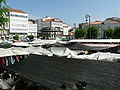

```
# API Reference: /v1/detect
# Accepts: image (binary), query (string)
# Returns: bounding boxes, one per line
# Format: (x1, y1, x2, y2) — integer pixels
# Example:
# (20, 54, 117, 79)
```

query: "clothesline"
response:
(0, 55, 29, 68)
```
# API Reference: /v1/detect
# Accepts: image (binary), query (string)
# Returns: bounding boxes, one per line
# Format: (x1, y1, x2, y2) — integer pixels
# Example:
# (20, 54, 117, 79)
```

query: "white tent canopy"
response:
(12, 42, 31, 47)
(0, 47, 29, 57)
(29, 40, 57, 46)
(0, 48, 16, 57)
(48, 47, 83, 57)
(71, 52, 120, 62)
(9, 47, 29, 55)
(22, 46, 53, 56)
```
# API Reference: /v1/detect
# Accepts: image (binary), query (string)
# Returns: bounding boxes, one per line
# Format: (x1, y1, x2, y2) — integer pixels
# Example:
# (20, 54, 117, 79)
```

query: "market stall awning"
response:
(5, 54, 120, 90)
(65, 42, 115, 51)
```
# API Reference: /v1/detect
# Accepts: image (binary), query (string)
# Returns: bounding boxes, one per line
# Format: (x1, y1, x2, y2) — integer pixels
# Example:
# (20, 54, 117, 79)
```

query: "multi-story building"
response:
(63, 23, 72, 36)
(80, 21, 104, 38)
(7, 8, 28, 38)
(1, 9, 72, 40)
(1, 8, 37, 40)
(79, 17, 120, 38)
(0, 8, 29, 39)
(28, 19, 37, 38)
(8, 8, 28, 38)
(37, 16, 71, 39)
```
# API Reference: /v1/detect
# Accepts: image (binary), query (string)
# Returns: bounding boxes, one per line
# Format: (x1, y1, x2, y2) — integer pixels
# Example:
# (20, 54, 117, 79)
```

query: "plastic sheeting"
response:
(64, 42, 112, 51)
(72, 52, 120, 62)
(22, 46, 53, 56)
(0, 48, 16, 57)
(48, 47, 71, 56)
(0, 48, 29, 57)
(12, 42, 31, 47)
(29, 40, 57, 46)
(48, 47, 82, 57)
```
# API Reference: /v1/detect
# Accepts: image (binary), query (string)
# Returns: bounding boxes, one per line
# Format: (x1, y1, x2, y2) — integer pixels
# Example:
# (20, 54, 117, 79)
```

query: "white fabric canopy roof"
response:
(29, 40, 57, 46)
(0, 47, 29, 57)
(22, 46, 53, 56)
(71, 52, 120, 62)
(0, 48, 16, 57)
(48, 47, 82, 57)
(12, 42, 31, 47)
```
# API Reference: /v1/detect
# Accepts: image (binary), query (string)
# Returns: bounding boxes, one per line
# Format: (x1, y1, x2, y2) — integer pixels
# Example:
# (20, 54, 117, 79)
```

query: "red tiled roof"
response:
(90, 21, 103, 24)
(110, 21, 120, 24)
(106, 17, 120, 20)
(112, 17, 120, 20)
(44, 19, 63, 22)
(54, 18, 59, 19)
(83, 21, 103, 25)
(7, 8, 27, 14)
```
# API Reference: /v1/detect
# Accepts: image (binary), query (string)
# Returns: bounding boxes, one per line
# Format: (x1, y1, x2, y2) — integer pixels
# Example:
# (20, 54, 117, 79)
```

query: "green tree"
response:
(28, 35, 34, 40)
(104, 28, 113, 39)
(13, 35, 19, 40)
(75, 28, 87, 39)
(113, 26, 120, 39)
(0, 0, 10, 36)
(86, 26, 99, 39)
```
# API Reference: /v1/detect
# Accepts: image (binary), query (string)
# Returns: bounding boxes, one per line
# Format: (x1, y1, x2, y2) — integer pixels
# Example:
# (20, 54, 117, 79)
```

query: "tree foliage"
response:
(13, 35, 19, 40)
(0, 0, 10, 29)
(104, 28, 113, 39)
(86, 26, 99, 39)
(28, 35, 34, 40)
(113, 26, 120, 39)
(75, 28, 87, 39)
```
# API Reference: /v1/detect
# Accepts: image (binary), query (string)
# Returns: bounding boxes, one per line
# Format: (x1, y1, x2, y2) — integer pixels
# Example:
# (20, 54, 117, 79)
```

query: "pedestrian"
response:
(1, 72, 14, 90)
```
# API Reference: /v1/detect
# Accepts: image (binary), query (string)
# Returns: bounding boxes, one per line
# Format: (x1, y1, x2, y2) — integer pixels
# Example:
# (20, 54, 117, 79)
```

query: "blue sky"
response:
(7, 0, 120, 26)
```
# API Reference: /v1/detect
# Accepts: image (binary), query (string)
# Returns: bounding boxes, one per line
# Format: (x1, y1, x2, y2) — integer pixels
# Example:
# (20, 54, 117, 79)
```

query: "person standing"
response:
(1, 72, 14, 90)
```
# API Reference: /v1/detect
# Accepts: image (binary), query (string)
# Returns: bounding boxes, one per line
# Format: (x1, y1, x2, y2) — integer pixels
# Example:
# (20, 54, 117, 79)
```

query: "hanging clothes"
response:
(7, 57, 12, 66)
(5, 57, 9, 66)
(25, 55, 29, 59)
(15, 56, 19, 62)
(10, 56, 15, 65)
(1, 57, 5, 66)
(0, 58, 2, 68)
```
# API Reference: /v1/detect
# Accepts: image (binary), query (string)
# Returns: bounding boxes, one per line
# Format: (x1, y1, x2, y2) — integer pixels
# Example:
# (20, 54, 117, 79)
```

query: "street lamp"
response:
(85, 14, 91, 39)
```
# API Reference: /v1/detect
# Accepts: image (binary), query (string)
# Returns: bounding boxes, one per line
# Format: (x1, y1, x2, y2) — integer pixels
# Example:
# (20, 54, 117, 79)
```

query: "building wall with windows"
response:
(37, 17, 64, 39)
(79, 17, 120, 38)
(0, 8, 39, 40)
(28, 19, 37, 38)
(63, 23, 72, 36)
(8, 9, 28, 36)
(37, 16, 72, 39)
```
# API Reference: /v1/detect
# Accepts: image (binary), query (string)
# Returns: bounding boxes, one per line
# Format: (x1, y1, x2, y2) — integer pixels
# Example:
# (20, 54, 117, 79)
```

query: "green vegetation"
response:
(103, 27, 120, 39)
(75, 26, 99, 39)
(75, 28, 87, 39)
(86, 26, 99, 39)
(113, 26, 120, 39)
(104, 28, 113, 39)
(0, 0, 10, 31)
(27, 35, 34, 40)
(13, 35, 19, 40)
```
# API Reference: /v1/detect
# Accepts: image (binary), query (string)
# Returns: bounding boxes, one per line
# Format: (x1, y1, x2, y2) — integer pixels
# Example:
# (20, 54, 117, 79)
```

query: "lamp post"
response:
(85, 14, 91, 39)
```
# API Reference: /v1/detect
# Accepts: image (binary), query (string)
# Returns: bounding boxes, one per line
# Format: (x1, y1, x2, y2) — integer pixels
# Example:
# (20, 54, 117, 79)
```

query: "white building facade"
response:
(63, 23, 72, 36)
(37, 16, 71, 39)
(79, 17, 120, 38)
(0, 8, 38, 40)
(8, 8, 28, 38)
(28, 19, 37, 38)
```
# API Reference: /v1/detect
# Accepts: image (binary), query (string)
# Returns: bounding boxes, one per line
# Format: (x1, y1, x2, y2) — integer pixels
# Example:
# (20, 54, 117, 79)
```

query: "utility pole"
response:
(73, 23, 76, 32)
